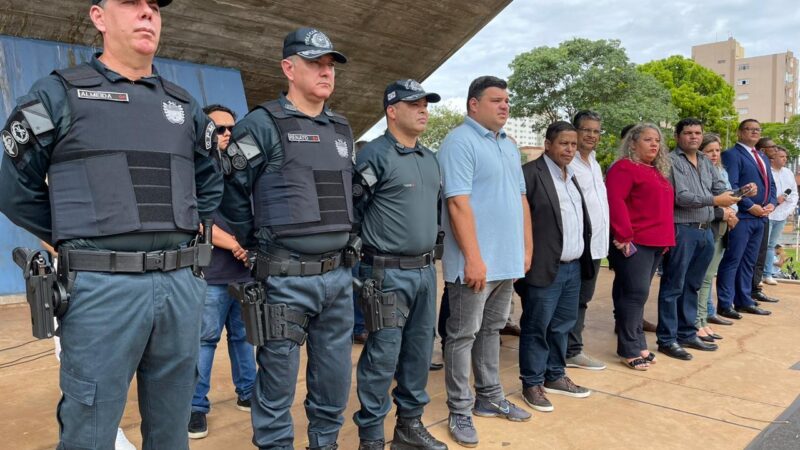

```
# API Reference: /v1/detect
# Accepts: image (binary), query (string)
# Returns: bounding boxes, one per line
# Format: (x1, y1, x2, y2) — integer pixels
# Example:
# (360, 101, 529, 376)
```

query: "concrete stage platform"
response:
(1, 269, 798, 449)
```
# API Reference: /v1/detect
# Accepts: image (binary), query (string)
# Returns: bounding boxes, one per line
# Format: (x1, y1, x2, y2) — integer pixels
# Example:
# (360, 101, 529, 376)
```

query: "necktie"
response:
(750, 149, 769, 203)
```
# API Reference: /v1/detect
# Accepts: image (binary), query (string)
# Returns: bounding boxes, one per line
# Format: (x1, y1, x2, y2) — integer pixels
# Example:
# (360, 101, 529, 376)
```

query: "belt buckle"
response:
(144, 251, 165, 271)
(321, 257, 335, 273)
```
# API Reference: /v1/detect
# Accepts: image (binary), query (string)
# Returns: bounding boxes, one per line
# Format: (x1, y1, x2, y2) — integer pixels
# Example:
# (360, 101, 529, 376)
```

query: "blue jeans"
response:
(764, 219, 786, 278)
(519, 261, 581, 388)
(352, 263, 366, 335)
(657, 225, 714, 346)
(192, 284, 256, 414)
(353, 264, 437, 441)
(57, 269, 205, 450)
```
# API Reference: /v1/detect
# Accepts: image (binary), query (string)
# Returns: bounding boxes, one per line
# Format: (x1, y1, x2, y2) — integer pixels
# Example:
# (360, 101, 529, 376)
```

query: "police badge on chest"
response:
(162, 100, 185, 125)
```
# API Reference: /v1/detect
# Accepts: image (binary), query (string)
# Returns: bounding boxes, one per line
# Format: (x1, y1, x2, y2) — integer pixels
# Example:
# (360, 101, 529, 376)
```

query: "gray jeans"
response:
(444, 280, 512, 415)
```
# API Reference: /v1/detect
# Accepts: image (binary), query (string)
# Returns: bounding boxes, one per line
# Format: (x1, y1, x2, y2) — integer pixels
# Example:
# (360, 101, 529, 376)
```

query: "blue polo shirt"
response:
(437, 116, 526, 283)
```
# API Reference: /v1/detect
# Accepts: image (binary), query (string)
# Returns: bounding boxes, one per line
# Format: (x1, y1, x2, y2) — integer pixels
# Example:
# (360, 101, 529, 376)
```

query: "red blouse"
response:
(606, 158, 675, 247)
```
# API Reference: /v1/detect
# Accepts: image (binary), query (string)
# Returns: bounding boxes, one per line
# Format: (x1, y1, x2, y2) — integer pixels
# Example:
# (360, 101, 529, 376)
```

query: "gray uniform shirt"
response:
(354, 131, 441, 255)
(669, 148, 728, 224)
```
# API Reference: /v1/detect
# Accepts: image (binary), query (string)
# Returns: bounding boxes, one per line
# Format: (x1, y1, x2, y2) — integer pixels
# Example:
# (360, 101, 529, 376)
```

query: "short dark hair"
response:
(774, 146, 788, 156)
(738, 118, 760, 131)
(203, 104, 237, 121)
(675, 118, 703, 135)
(545, 121, 576, 142)
(466, 76, 507, 111)
(620, 124, 635, 139)
(755, 137, 774, 150)
(572, 110, 601, 128)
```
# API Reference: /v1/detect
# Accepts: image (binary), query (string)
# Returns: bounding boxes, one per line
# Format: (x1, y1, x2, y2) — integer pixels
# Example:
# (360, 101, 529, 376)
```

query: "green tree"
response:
(762, 115, 800, 159)
(638, 55, 738, 139)
(507, 38, 677, 171)
(419, 105, 464, 151)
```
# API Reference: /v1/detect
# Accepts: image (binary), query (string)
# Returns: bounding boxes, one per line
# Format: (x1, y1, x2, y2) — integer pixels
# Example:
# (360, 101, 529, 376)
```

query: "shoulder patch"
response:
(204, 121, 216, 151)
(235, 133, 262, 161)
(19, 100, 55, 137)
(357, 164, 378, 188)
(2, 110, 35, 162)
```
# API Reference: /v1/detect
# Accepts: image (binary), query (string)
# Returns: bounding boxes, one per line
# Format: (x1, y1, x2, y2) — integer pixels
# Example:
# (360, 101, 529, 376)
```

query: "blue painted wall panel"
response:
(0, 35, 248, 295)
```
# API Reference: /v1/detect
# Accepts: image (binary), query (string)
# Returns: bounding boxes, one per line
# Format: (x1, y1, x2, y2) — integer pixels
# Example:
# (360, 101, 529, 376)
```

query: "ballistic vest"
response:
(48, 64, 199, 242)
(252, 100, 354, 238)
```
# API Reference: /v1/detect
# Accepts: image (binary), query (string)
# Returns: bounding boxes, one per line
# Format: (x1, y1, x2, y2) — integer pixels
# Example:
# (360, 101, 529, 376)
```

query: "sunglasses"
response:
(215, 125, 234, 135)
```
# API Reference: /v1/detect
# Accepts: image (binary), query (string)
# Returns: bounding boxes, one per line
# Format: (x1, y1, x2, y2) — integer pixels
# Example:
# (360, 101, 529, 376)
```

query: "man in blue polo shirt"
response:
(438, 76, 532, 447)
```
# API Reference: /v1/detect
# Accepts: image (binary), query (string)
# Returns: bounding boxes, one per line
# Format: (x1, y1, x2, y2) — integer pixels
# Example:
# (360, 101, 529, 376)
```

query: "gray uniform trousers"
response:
(251, 266, 353, 450)
(57, 268, 205, 450)
(353, 263, 437, 441)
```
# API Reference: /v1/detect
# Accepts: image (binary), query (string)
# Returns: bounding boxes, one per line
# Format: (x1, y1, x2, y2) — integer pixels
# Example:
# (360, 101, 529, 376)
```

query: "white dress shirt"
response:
(769, 166, 798, 221)
(569, 151, 609, 259)
(544, 155, 584, 262)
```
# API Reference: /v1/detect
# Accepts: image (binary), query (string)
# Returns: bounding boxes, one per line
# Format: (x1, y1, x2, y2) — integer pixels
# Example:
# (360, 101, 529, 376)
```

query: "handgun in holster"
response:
(433, 230, 445, 260)
(355, 259, 407, 333)
(12, 247, 69, 339)
(343, 234, 362, 268)
(193, 218, 214, 277)
(229, 281, 268, 346)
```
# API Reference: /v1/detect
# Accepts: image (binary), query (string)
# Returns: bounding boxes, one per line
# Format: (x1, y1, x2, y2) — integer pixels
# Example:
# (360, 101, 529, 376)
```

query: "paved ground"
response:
(1, 269, 798, 449)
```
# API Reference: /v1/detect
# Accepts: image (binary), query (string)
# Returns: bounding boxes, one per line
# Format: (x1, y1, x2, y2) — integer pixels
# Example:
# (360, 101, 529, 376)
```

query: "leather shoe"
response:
(429, 362, 444, 371)
(718, 308, 742, 320)
(708, 315, 733, 325)
(735, 305, 772, 315)
(752, 291, 780, 303)
(658, 342, 693, 360)
(678, 336, 718, 351)
(698, 334, 715, 343)
(500, 323, 521, 336)
(643, 319, 657, 333)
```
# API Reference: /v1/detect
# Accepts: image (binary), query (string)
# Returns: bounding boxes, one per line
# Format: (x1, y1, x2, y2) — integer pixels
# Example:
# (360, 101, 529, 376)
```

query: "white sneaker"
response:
(115, 427, 136, 450)
(763, 277, 778, 286)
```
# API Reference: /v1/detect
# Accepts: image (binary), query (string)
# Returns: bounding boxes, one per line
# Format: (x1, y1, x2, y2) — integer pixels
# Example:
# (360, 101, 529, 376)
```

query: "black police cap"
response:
(91, 0, 173, 6)
(384, 79, 441, 110)
(283, 28, 347, 64)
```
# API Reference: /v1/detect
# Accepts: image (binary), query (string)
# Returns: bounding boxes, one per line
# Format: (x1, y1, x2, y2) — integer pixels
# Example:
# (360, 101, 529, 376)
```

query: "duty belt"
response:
(361, 246, 435, 269)
(255, 247, 343, 278)
(61, 247, 200, 273)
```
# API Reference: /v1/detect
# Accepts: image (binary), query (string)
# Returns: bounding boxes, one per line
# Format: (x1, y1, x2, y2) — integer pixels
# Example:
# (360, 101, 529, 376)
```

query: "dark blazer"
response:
(520, 156, 595, 287)
(721, 143, 777, 220)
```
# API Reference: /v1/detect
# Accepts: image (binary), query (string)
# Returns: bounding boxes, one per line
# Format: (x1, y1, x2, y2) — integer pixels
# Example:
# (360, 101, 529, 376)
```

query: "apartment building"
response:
(692, 37, 798, 123)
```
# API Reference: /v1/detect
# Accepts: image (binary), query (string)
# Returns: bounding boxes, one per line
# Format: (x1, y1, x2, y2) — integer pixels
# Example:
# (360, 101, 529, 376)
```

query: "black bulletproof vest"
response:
(48, 64, 198, 242)
(253, 100, 354, 238)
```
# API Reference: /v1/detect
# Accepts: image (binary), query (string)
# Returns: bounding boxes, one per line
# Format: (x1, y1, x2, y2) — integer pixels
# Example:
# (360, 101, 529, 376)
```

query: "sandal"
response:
(643, 352, 657, 364)
(622, 357, 649, 371)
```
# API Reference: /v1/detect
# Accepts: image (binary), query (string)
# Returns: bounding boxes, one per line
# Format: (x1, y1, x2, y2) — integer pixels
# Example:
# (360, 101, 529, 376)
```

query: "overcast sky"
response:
(361, 0, 800, 139)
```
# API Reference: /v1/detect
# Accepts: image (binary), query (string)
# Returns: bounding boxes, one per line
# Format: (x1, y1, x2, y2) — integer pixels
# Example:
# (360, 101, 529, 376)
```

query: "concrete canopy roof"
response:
(1, 0, 512, 135)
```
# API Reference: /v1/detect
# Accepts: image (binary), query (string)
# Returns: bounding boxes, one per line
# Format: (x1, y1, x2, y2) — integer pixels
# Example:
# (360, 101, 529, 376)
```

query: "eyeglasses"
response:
(215, 125, 234, 135)
(578, 128, 603, 136)
(742, 127, 762, 133)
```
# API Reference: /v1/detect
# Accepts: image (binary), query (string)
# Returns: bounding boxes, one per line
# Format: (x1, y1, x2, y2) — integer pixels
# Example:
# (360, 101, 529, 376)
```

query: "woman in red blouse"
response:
(606, 123, 675, 370)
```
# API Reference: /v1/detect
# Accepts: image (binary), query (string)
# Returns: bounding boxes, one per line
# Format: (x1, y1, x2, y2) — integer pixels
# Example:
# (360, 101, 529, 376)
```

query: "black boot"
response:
(391, 416, 448, 450)
(359, 439, 385, 450)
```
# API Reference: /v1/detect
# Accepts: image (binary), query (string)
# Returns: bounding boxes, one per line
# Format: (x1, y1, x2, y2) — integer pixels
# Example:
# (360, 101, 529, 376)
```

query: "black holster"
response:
(229, 281, 310, 346)
(434, 230, 445, 261)
(12, 247, 69, 339)
(193, 218, 214, 276)
(355, 257, 407, 332)
(344, 234, 362, 268)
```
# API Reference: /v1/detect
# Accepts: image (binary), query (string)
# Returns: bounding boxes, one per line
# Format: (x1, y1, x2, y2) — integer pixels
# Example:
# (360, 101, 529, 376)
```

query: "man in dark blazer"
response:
(716, 119, 776, 319)
(515, 121, 595, 414)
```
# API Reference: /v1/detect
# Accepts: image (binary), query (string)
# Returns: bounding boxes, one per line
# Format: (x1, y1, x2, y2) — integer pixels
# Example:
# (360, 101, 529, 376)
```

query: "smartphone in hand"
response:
(623, 242, 638, 258)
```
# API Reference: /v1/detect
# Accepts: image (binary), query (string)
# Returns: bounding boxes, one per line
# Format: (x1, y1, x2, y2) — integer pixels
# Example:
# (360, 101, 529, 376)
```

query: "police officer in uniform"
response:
(353, 80, 447, 450)
(219, 28, 356, 450)
(0, 1, 222, 449)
